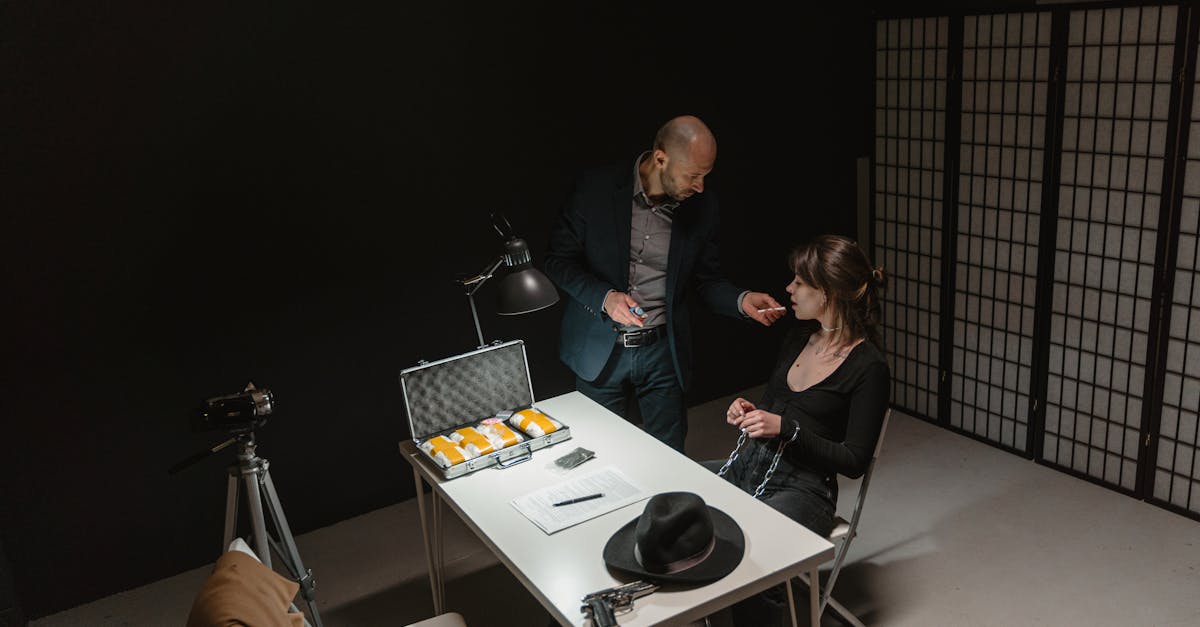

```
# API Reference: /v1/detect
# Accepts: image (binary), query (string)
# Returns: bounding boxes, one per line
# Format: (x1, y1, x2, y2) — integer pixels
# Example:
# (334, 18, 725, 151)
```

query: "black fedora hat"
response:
(603, 492, 744, 584)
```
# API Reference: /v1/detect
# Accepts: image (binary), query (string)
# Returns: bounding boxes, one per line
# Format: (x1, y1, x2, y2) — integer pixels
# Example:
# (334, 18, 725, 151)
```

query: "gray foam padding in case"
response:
(401, 342, 533, 438)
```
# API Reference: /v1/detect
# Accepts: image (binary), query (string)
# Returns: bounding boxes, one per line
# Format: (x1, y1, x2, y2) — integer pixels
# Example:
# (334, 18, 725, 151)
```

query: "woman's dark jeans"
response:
(700, 457, 836, 626)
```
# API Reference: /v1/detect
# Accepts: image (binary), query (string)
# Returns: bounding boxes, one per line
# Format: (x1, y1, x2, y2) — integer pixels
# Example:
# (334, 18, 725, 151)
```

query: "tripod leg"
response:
(224, 470, 240, 550)
(242, 467, 273, 569)
(260, 470, 323, 627)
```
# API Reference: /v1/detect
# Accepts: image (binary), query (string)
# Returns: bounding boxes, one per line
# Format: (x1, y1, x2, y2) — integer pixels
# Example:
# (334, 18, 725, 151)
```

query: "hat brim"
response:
(602, 505, 745, 584)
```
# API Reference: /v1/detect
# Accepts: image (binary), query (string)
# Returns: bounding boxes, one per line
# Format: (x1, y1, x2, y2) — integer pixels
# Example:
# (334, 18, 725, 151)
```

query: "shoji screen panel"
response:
(1155, 50, 1200, 515)
(951, 13, 1051, 452)
(1044, 6, 1177, 489)
(875, 17, 949, 420)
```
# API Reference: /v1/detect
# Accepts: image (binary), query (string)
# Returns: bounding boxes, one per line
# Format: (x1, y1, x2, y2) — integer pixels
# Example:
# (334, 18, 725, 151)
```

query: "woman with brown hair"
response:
(704, 234, 890, 625)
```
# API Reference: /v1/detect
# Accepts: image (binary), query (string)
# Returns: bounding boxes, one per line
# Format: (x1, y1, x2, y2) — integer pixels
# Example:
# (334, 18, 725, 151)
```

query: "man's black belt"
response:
(617, 326, 662, 348)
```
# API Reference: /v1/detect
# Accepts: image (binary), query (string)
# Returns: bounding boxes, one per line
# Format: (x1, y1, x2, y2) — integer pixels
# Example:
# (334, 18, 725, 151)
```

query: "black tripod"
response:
(222, 432, 323, 627)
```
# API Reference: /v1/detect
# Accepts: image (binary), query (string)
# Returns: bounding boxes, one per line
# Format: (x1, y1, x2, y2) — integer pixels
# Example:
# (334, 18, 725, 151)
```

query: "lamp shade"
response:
(496, 267, 559, 315)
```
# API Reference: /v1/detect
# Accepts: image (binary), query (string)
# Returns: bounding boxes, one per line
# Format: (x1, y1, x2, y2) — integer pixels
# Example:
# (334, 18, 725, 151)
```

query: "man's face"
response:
(656, 147, 715, 202)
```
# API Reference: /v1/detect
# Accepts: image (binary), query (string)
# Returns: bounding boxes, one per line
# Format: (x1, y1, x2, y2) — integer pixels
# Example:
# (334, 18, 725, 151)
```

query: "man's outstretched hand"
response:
(742, 292, 786, 326)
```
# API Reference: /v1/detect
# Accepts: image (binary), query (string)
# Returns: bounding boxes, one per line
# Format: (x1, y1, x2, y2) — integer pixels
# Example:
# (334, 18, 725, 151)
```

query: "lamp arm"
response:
(461, 256, 507, 297)
(460, 256, 507, 348)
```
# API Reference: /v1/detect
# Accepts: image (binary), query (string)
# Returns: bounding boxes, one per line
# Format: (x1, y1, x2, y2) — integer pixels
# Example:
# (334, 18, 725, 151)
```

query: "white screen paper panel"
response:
(875, 17, 948, 420)
(1155, 40, 1200, 515)
(951, 13, 1050, 451)
(1045, 6, 1176, 489)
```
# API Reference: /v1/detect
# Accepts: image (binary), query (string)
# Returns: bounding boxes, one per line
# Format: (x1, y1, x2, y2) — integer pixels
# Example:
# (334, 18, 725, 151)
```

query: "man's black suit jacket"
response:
(544, 159, 745, 391)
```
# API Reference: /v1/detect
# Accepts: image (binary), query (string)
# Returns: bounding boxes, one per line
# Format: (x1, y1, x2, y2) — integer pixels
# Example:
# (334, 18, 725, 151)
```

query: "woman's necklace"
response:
(820, 325, 851, 360)
(796, 334, 853, 365)
(797, 346, 851, 363)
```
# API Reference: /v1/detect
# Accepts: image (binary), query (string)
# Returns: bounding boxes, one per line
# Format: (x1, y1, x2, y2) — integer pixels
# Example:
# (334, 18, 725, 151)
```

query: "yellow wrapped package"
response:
(420, 435, 469, 467)
(508, 408, 561, 437)
(483, 422, 523, 448)
(451, 427, 495, 456)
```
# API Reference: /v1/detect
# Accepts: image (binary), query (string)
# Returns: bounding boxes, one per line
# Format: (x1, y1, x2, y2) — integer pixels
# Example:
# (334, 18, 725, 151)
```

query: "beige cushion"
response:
(186, 550, 304, 627)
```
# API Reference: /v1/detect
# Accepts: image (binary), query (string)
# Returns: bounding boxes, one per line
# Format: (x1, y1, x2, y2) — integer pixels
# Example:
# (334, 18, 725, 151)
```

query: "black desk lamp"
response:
(459, 213, 559, 347)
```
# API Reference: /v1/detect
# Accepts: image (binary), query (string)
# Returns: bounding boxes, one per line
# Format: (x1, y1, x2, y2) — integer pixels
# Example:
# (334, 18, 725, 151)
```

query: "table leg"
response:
(433, 489, 445, 611)
(809, 568, 820, 627)
(785, 578, 798, 627)
(411, 467, 442, 615)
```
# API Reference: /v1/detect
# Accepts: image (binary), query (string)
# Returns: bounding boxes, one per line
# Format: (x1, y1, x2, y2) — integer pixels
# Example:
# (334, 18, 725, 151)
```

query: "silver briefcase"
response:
(399, 340, 571, 479)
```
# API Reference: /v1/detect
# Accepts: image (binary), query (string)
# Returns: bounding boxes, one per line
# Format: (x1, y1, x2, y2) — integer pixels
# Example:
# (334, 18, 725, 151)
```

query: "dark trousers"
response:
(700, 458, 836, 626)
(575, 336, 686, 452)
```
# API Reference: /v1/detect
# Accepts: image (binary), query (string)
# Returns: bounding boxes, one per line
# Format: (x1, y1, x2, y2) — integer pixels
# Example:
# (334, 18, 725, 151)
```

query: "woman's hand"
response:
(726, 398, 756, 426)
(738, 410, 782, 439)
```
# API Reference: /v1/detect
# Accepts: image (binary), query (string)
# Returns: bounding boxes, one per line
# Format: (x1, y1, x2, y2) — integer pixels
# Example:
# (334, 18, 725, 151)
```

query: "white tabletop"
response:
(400, 391, 835, 626)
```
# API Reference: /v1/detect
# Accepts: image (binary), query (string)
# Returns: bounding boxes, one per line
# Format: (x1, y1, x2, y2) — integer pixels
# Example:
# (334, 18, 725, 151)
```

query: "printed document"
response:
(510, 466, 647, 534)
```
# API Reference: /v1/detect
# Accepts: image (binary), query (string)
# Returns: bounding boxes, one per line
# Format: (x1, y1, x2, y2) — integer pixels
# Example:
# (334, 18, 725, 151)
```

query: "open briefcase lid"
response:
(399, 340, 535, 440)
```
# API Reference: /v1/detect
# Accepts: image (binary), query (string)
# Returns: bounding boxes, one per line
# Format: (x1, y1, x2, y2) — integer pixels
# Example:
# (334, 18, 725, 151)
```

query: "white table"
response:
(399, 391, 835, 626)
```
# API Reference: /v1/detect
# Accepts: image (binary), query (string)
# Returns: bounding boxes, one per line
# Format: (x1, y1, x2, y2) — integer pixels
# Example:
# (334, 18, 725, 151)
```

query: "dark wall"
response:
(0, 538, 23, 627)
(1, 1, 873, 618)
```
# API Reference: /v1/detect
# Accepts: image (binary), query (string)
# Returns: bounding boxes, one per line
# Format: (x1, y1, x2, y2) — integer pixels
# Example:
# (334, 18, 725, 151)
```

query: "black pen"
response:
(553, 493, 604, 506)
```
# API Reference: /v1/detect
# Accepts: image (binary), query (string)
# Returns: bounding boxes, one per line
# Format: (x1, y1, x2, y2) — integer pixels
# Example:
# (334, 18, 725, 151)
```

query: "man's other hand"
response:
(604, 291, 646, 327)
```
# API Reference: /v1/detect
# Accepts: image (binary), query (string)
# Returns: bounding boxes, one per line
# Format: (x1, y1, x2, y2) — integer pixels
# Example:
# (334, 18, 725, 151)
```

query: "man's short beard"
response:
(660, 171, 685, 201)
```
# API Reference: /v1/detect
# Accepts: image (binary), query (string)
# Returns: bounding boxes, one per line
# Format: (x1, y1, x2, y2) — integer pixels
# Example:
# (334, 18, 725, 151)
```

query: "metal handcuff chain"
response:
(717, 422, 801, 499)
(715, 430, 748, 477)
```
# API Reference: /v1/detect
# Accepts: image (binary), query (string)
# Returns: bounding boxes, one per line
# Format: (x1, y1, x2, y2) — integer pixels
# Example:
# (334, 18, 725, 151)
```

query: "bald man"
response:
(544, 115, 784, 452)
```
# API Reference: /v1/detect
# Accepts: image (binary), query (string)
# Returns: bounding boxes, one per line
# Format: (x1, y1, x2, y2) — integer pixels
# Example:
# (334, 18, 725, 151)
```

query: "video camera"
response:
(193, 383, 273, 433)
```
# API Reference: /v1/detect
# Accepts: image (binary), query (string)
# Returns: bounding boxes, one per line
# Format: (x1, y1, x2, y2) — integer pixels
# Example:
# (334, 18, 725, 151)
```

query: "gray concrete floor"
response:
(31, 386, 1200, 626)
